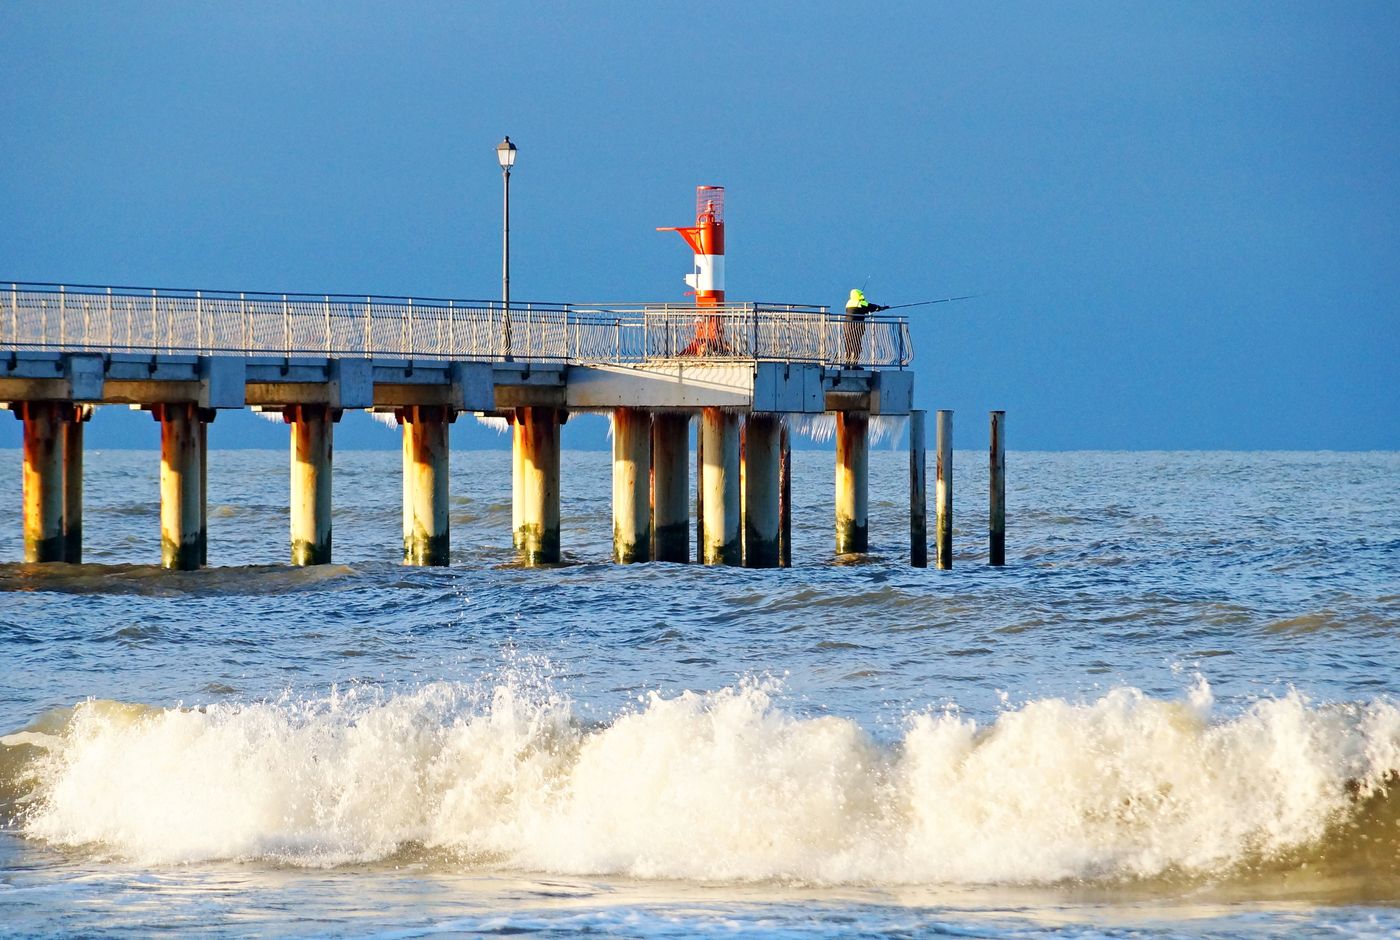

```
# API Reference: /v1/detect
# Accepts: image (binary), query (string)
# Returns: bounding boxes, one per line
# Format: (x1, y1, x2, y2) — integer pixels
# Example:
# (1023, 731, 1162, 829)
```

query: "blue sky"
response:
(2, 1, 1396, 450)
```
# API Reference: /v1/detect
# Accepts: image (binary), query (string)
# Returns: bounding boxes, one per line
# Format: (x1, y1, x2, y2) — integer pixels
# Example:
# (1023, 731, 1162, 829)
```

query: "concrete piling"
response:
(835, 411, 869, 555)
(651, 411, 690, 563)
(935, 409, 953, 569)
(288, 404, 334, 565)
(19, 402, 66, 563)
(156, 403, 206, 571)
(779, 422, 792, 568)
(612, 407, 651, 563)
(516, 406, 561, 565)
(62, 406, 88, 563)
(909, 409, 927, 568)
(743, 413, 781, 568)
(990, 410, 1006, 566)
(400, 404, 451, 566)
(695, 418, 705, 561)
(511, 414, 524, 550)
(700, 407, 741, 565)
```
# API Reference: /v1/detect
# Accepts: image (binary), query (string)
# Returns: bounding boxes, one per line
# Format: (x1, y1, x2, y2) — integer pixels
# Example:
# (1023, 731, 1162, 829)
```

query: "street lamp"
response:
(497, 136, 517, 359)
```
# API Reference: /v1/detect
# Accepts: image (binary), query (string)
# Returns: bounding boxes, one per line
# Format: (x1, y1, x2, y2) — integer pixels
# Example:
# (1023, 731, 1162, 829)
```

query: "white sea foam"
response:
(8, 677, 1398, 882)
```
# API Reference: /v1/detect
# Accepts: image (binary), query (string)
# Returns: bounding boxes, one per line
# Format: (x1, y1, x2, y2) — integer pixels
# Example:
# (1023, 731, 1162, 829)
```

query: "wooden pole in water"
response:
(779, 421, 792, 568)
(989, 409, 1006, 566)
(611, 407, 651, 563)
(909, 409, 927, 568)
(835, 411, 869, 555)
(401, 404, 451, 566)
(652, 412, 690, 563)
(19, 401, 65, 563)
(936, 409, 953, 569)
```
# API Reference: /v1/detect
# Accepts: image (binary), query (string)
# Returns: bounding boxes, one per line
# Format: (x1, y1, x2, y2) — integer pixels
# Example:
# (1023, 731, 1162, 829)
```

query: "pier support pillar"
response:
(990, 410, 1006, 566)
(400, 404, 452, 566)
(779, 422, 792, 568)
(909, 409, 928, 568)
(155, 403, 208, 570)
(743, 413, 781, 568)
(511, 414, 525, 550)
(516, 406, 561, 565)
(835, 411, 869, 555)
(288, 404, 336, 565)
(62, 406, 90, 563)
(18, 402, 66, 563)
(700, 407, 741, 565)
(936, 410, 953, 569)
(612, 407, 651, 563)
(651, 412, 690, 563)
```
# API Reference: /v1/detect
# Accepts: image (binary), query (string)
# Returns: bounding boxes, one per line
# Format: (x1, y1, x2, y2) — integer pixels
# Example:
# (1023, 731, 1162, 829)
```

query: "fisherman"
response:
(843, 288, 887, 367)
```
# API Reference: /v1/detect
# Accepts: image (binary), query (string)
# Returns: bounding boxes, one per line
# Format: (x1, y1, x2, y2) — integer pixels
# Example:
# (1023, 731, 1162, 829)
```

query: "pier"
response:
(1, 281, 956, 569)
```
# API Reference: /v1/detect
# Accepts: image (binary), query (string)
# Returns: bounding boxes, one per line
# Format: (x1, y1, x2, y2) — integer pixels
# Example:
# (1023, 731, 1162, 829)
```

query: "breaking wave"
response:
(4, 676, 1399, 885)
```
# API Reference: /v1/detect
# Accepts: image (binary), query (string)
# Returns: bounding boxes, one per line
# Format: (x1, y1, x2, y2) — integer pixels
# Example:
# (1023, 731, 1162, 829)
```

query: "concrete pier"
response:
(612, 407, 651, 563)
(511, 415, 524, 550)
(516, 406, 561, 565)
(835, 411, 869, 555)
(779, 423, 792, 568)
(990, 410, 1006, 566)
(400, 404, 451, 566)
(935, 409, 953, 569)
(909, 409, 928, 568)
(743, 413, 781, 568)
(288, 404, 335, 565)
(19, 402, 66, 563)
(651, 411, 690, 563)
(700, 407, 741, 565)
(156, 403, 206, 571)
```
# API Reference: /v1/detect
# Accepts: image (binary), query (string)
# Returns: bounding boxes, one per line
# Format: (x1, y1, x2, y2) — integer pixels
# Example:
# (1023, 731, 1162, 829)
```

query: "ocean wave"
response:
(2, 676, 1398, 886)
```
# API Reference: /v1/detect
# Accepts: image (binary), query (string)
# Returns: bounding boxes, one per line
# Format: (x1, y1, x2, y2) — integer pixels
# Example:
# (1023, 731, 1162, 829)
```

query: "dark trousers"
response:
(843, 312, 866, 367)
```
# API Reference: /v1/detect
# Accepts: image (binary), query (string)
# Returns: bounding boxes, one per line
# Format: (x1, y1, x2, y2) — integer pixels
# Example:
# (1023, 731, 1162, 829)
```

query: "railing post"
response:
(407, 297, 414, 355)
(196, 290, 203, 352)
(59, 285, 65, 347)
(324, 294, 331, 353)
(364, 297, 372, 356)
(282, 294, 290, 355)
(106, 287, 113, 348)
(448, 299, 456, 355)
(240, 293, 248, 352)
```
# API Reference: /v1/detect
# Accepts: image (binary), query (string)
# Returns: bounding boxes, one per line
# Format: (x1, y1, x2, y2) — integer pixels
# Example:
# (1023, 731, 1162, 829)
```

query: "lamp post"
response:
(497, 136, 517, 359)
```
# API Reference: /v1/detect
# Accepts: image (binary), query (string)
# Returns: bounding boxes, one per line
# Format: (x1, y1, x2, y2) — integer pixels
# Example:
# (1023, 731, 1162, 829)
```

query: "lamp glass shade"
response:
(496, 137, 517, 168)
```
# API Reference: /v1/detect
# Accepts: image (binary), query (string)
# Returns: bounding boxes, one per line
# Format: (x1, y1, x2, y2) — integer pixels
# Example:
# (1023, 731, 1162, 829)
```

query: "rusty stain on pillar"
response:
(62, 405, 91, 564)
(288, 404, 335, 565)
(612, 407, 651, 563)
(19, 402, 65, 563)
(743, 413, 780, 568)
(157, 403, 206, 570)
(652, 411, 690, 563)
(779, 422, 792, 568)
(701, 407, 741, 565)
(835, 411, 869, 555)
(400, 404, 452, 566)
(517, 406, 561, 565)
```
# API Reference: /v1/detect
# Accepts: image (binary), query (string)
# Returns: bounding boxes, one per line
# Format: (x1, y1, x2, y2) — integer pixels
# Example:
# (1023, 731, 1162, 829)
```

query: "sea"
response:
(1, 445, 1398, 938)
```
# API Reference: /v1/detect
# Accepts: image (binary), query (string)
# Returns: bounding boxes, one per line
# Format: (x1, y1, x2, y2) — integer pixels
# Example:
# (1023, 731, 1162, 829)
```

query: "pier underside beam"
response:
(401, 404, 452, 566)
(701, 407, 741, 566)
(835, 411, 869, 555)
(19, 402, 66, 563)
(651, 412, 690, 563)
(288, 404, 336, 566)
(516, 406, 561, 565)
(612, 407, 651, 564)
(743, 413, 781, 568)
(156, 403, 208, 570)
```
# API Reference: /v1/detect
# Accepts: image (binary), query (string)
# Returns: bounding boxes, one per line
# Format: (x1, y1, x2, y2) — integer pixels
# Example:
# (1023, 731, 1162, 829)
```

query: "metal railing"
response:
(1, 282, 913, 368)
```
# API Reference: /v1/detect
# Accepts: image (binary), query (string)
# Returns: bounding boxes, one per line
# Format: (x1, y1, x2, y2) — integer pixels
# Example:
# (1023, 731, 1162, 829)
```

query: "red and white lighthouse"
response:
(658, 185, 725, 306)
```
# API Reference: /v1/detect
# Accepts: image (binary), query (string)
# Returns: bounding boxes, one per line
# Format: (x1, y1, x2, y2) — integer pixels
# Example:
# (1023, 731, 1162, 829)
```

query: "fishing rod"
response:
(879, 294, 978, 311)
